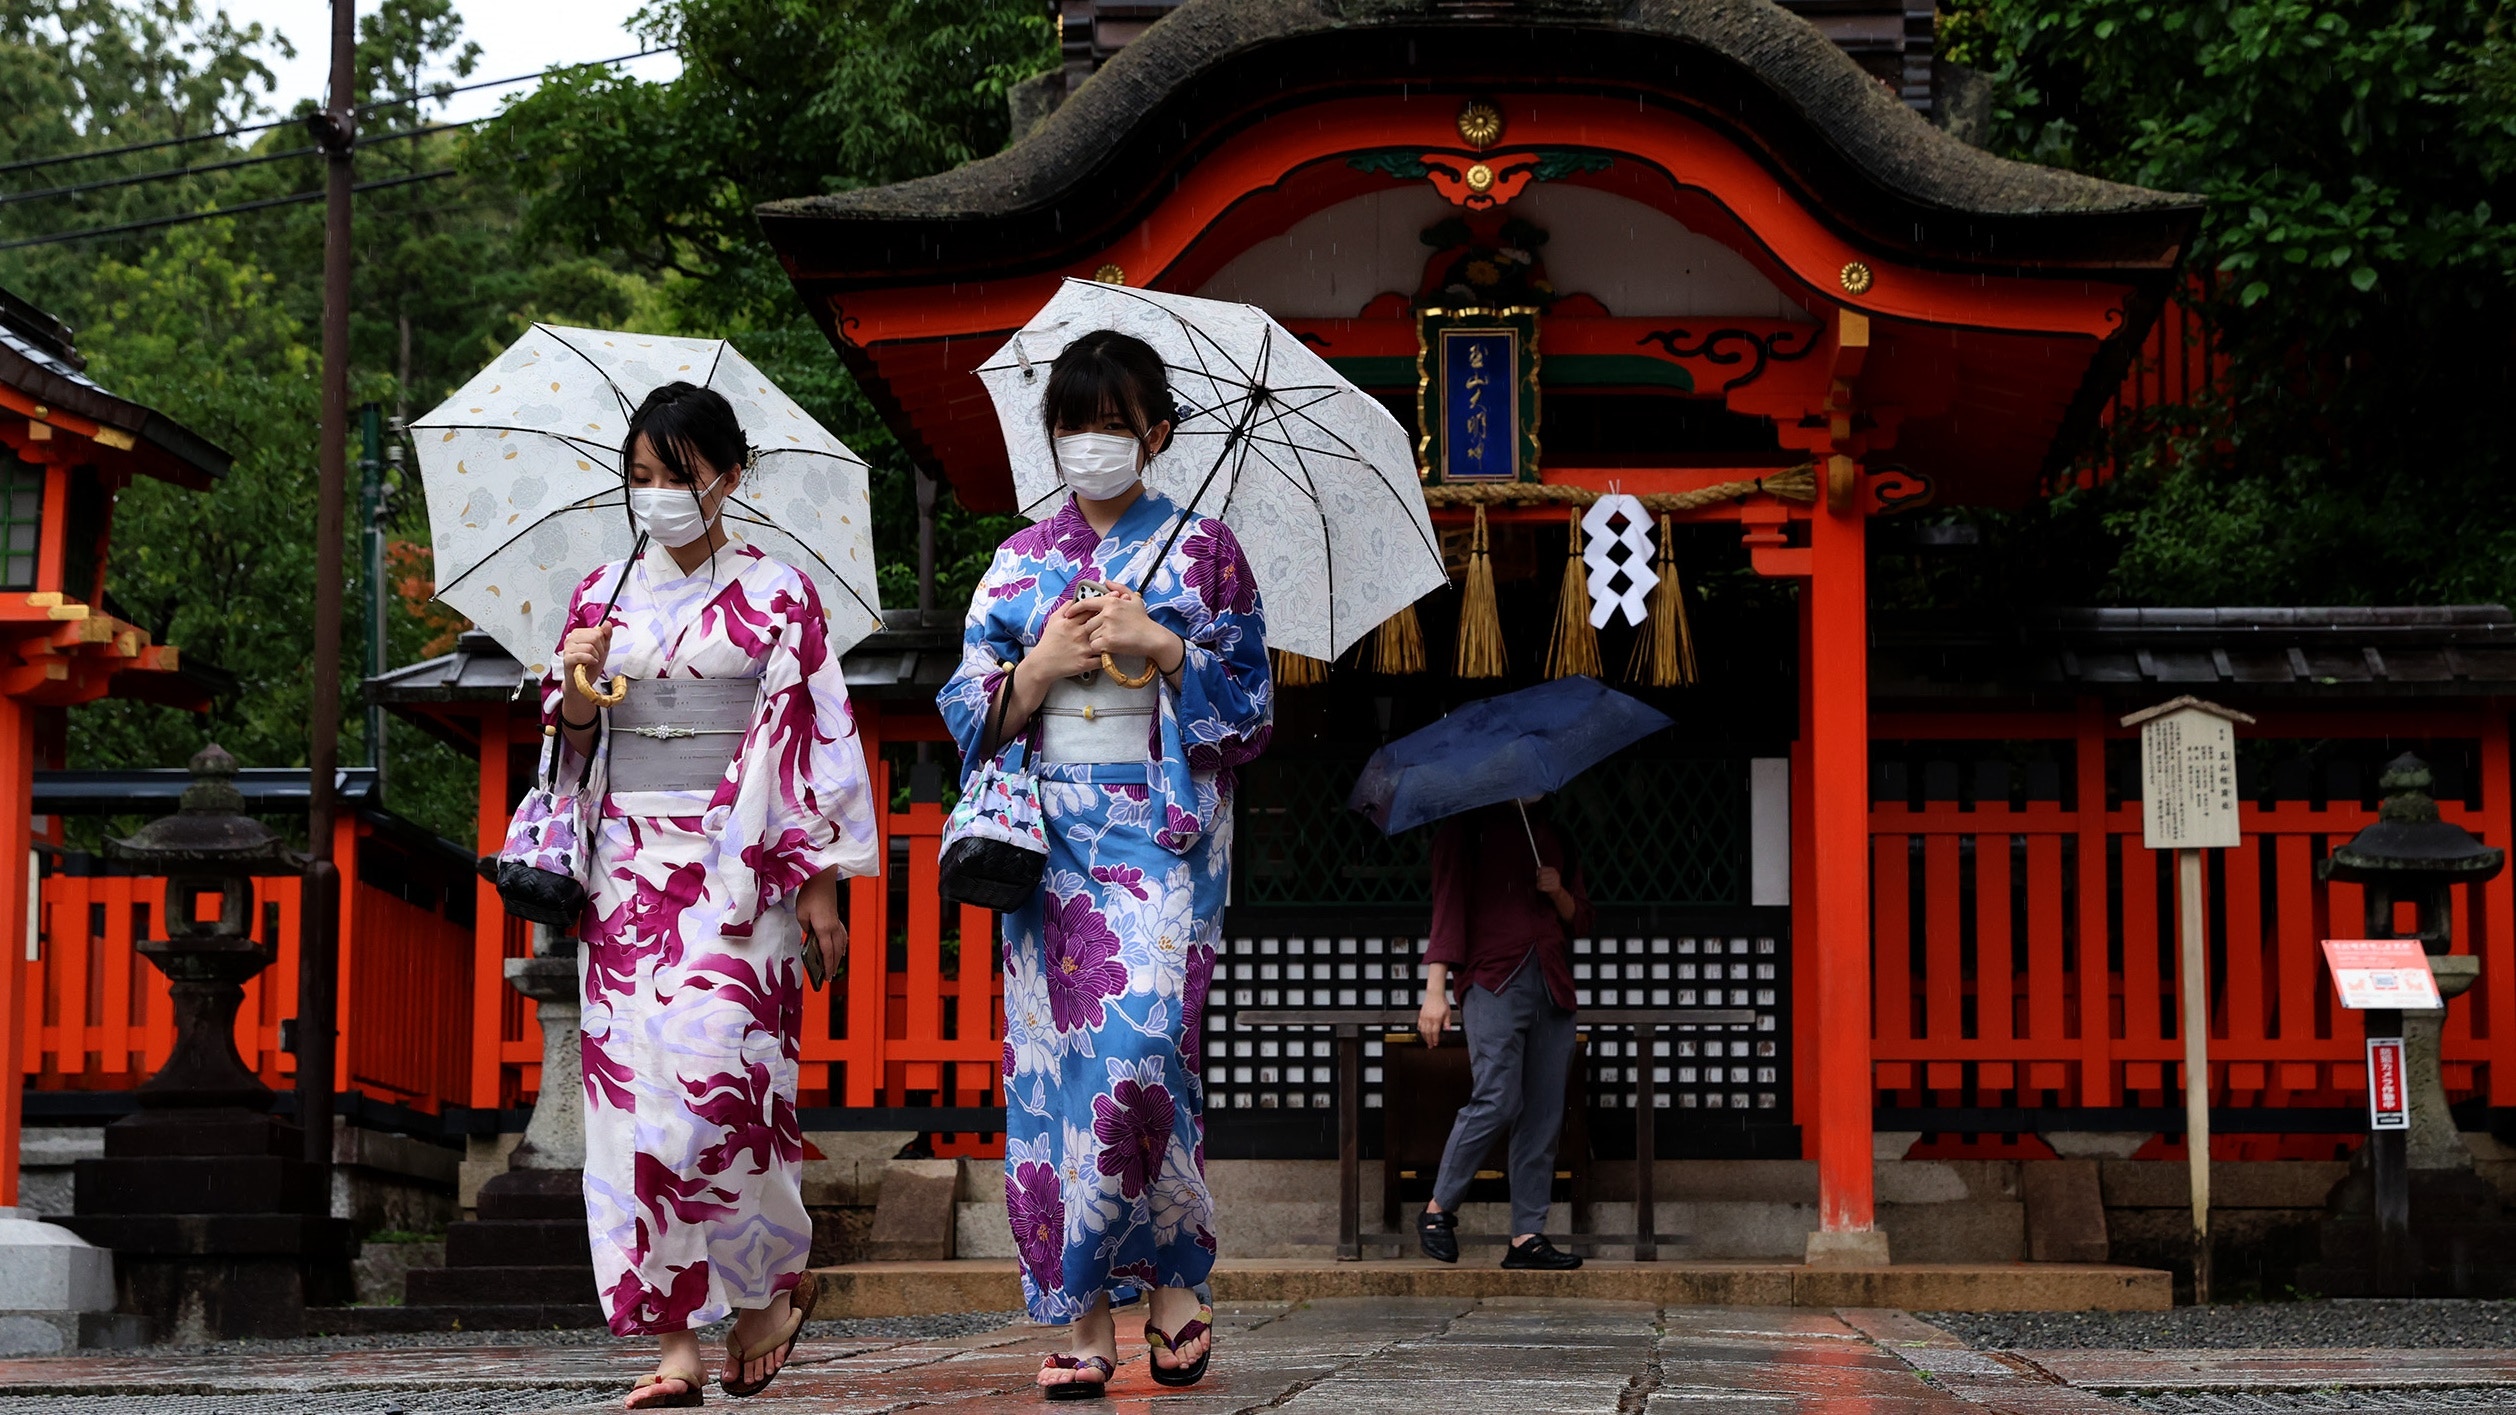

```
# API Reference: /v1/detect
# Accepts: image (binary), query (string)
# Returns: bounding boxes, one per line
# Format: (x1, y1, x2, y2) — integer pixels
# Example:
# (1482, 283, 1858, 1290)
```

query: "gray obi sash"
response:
(1039, 671, 1156, 765)
(606, 677, 759, 793)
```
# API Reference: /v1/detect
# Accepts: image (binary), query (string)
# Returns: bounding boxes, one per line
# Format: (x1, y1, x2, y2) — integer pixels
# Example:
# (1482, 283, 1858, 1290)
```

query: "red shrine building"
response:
(0, 292, 227, 1207)
(28, 0, 2516, 1301)
(752, 0, 2212, 1260)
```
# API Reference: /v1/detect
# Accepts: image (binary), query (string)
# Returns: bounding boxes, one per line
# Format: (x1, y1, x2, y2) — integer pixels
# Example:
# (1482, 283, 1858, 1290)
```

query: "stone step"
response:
(406, 1263, 597, 1307)
(56, 1212, 355, 1258)
(475, 1169, 584, 1222)
(445, 1219, 592, 1269)
(97, 1113, 304, 1160)
(71, 1157, 324, 1216)
(307, 1302, 607, 1334)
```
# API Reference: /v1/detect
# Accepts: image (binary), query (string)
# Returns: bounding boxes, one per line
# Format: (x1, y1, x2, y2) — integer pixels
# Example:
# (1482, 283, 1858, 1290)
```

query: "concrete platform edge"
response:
(801, 1259, 2171, 1318)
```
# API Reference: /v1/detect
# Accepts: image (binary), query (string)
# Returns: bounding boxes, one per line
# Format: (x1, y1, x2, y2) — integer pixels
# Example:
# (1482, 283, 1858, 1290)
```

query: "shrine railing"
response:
(1867, 714, 2516, 1122)
(20, 862, 477, 1113)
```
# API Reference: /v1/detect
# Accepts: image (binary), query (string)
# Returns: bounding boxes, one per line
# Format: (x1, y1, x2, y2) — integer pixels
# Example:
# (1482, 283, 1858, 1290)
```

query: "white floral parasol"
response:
(411, 324, 885, 675)
(974, 280, 1444, 663)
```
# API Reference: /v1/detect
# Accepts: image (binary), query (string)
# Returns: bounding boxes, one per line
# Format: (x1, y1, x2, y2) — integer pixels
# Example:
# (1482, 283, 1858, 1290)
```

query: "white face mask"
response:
(1055, 432, 1145, 500)
(629, 474, 725, 548)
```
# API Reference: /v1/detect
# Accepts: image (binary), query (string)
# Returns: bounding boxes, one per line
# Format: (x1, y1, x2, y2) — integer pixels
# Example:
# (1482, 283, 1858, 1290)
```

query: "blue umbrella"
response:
(1348, 676, 1674, 853)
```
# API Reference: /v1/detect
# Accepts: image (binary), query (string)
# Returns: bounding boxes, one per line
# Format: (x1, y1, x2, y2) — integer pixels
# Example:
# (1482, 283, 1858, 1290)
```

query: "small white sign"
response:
(2124, 697, 2253, 851)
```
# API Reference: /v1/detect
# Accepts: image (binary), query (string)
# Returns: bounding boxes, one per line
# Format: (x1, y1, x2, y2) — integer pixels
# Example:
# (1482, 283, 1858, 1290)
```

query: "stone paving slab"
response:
(15, 1299, 2516, 1414)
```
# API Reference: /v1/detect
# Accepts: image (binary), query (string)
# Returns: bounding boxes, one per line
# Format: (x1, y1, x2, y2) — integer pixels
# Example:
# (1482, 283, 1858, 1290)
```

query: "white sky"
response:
(211, 1, 684, 124)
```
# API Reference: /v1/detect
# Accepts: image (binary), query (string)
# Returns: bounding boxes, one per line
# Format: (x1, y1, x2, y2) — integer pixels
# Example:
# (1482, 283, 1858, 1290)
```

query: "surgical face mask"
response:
(1055, 432, 1145, 500)
(629, 475, 725, 548)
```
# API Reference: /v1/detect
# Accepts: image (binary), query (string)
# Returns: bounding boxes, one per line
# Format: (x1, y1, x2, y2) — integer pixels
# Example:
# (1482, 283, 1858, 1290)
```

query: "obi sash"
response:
(606, 676, 759, 793)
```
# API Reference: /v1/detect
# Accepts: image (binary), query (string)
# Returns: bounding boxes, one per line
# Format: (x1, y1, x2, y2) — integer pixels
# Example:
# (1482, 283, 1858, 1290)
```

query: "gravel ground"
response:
(2110, 1392, 2516, 1412)
(121, 1310, 1028, 1359)
(1928, 1301, 2516, 1351)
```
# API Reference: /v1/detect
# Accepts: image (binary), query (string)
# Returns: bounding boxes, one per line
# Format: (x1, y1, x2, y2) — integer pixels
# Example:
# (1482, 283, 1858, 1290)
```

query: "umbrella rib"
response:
(715, 509, 884, 624)
(1241, 428, 1343, 654)
(429, 488, 630, 601)
(415, 425, 625, 466)
(1134, 345, 1272, 589)
(1100, 284, 1265, 390)
(1016, 478, 1067, 521)
(537, 324, 642, 427)
(1255, 378, 1445, 584)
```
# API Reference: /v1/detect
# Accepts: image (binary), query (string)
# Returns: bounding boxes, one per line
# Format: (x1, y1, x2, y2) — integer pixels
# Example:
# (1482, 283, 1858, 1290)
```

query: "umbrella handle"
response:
(1100, 652, 1159, 690)
(572, 662, 630, 707)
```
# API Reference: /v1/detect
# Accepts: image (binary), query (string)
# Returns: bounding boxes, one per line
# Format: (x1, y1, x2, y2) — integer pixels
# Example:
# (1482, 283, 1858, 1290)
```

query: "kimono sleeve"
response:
(533, 563, 626, 808)
(938, 541, 1040, 787)
(730, 569, 880, 910)
(1147, 517, 1274, 852)
(1164, 518, 1273, 772)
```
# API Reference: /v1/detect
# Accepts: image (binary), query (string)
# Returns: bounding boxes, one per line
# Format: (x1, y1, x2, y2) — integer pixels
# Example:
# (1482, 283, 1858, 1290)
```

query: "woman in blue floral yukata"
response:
(939, 330, 1272, 1398)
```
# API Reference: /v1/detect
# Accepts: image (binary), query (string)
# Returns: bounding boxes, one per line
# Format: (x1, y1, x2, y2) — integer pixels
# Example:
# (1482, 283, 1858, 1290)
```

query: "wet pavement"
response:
(5, 1301, 2516, 1414)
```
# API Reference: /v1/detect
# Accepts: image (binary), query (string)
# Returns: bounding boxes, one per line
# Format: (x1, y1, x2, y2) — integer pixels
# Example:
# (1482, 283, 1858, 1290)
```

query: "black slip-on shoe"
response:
(1500, 1234, 1583, 1270)
(1417, 1206, 1459, 1264)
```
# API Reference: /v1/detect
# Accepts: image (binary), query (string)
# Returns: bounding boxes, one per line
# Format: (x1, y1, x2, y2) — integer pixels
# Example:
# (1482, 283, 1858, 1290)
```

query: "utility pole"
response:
(299, 0, 355, 1182)
(359, 403, 388, 790)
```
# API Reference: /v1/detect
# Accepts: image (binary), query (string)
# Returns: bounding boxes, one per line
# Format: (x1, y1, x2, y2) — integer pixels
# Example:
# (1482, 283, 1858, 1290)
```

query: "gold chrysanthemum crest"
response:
(1457, 99, 1504, 150)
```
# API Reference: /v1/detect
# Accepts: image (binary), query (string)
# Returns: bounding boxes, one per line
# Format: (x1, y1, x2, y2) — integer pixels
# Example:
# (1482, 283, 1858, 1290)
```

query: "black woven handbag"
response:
(938, 664, 1046, 913)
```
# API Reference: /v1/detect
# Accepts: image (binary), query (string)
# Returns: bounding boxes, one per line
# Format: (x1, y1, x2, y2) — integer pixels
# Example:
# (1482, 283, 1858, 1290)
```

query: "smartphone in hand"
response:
(801, 926, 829, 991)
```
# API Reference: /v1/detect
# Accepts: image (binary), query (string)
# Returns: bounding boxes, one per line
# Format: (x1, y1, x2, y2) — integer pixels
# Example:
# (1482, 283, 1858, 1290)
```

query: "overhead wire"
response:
(0, 169, 456, 251)
(0, 122, 467, 207)
(0, 46, 671, 179)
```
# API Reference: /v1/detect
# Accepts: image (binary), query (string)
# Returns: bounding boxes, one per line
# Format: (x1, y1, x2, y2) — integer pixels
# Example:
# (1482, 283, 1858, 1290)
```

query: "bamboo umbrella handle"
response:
(1100, 652, 1158, 689)
(572, 662, 630, 707)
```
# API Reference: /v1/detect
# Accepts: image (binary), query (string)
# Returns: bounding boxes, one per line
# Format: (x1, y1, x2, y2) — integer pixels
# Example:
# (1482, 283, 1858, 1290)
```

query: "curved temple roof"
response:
(760, 0, 2200, 282)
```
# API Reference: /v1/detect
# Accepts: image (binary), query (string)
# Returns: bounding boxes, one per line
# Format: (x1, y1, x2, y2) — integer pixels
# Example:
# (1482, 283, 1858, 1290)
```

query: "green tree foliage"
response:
(0, 0, 646, 842)
(1920, 0, 2516, 608)
(474, 0, 1058, 611)
(70, 222, 323, 779)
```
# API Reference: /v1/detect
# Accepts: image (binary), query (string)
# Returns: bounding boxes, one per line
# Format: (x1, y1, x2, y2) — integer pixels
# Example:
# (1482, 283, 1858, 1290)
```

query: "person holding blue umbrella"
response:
(1415, 794, 1595, 1269)
(1349, 676, 1673, 1269)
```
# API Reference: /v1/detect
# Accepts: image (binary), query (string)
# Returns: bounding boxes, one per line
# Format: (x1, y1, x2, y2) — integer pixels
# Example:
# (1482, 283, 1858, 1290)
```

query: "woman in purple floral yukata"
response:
(940, 331, 1272, 1398)
(547, 383, 878, 1408)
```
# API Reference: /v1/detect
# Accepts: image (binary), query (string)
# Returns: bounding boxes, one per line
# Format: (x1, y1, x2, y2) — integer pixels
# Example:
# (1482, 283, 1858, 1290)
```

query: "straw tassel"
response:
(1453, 504, 1506, 679)
(1271, 647, 1329, 687)
(1543, 508, 1603, 681)
(1370, 601, 1427, 675)
(1625, 513, 1699, 688)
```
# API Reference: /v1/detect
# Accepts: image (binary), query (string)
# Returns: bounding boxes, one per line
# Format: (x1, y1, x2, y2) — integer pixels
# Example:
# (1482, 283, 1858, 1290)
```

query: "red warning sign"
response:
(2367, 1036, 2409, 1131)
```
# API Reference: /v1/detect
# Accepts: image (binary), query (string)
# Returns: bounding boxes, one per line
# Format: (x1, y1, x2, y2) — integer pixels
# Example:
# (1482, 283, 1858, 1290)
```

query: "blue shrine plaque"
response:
(1441, 331, 1518, 481)
(1417, 307, 1540, 483)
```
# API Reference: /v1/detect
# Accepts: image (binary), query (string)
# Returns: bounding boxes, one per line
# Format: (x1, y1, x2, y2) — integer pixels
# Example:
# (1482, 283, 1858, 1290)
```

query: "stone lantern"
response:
(2303, 752, 2516, 1295)
(54, 745, 354, 1340)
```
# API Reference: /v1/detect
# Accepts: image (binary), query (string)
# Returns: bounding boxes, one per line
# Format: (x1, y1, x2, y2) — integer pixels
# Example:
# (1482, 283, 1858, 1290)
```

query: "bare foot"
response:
(1038, 1298, 1118, 1391)
(726, 1291, 799, 1389)
(624, 1368, 704, 1409)
(1147, 1285, 1210, 1372)
(1037, 1353, 1114, 1391)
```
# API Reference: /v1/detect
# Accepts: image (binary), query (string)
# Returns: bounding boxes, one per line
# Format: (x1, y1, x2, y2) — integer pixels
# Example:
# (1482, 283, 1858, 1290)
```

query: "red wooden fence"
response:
(478, 714, 1011, 1135)
(1868, 709, 2516, 1119)
(22, 837, 476, 1111)
(39, 703, 2509, 1143)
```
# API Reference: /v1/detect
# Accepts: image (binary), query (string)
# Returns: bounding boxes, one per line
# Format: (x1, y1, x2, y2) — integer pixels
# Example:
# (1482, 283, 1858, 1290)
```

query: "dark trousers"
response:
(1430, 958, 1577, 1236)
